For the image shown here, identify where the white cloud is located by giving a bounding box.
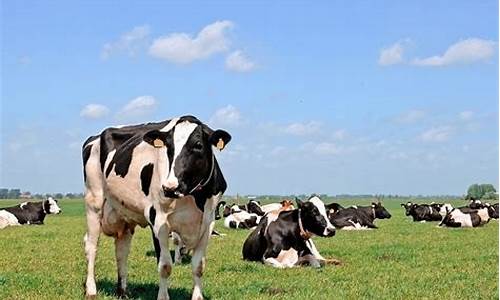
[395,109,426,124]
[332,129,347,140]
[101,25,150,60]
[149,20,233,64]
[209,105,242,127]
[117,96,157,119]
[419,126,453,142]
[225,50,256,72]
[411,38,496,66]
[285,121,322,136]
[314,142,341,155]
[80,104,109,119]
[459,111,474,121]
[378,40,407,66]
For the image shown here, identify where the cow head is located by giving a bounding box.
[469,199,483,209]
[296,196,335,237]
[44,197,62,214]
[400,202,414,216]
[372,202,391,219]
[484,203,499,219]
[144,116,231,198]
[325,202,343,216]
[439,206,455,226]
[280,199,295,210]
[247,200,264,216]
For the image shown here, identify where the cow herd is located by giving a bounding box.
[401,200,499,227]
[0,115,498,300]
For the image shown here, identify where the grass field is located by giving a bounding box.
[0,198,497,300]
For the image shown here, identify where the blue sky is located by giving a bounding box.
[1,1,498,195]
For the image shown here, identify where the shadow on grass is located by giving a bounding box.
[145,250,192,264]
[97,278,209,300]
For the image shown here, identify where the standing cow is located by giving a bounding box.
[82,116,231,300]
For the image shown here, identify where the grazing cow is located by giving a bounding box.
[0,197,62,229]
[242,196,336,268]
[439,207,486,228]
[400,202,442,222]
[330,202,391,230]
[82,115,231,300]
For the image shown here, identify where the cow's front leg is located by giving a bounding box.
[190,220,214,300]
[263,245,284,268]
[115,227,133,298]
[155,223,173,300]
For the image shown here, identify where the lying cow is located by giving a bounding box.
[330,202,391,230]
[439,206,490,228]
[242,196,336,268]
[82,115,231,300]
[0,197,62,229]
[217,202,261,229]
[325,202,344,215]
[400,202,442,222]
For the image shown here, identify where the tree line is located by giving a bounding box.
[0,189,84,199]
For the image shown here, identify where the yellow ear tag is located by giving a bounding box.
[216,138,225,150]
[153,139,164,148]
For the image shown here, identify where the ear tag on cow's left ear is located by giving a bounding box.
[153,139,164,148]
[216,138,225,151]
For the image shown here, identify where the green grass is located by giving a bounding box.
[0,198,497,299]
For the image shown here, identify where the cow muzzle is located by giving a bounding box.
[162,185,184,198]
[323,225,336,237]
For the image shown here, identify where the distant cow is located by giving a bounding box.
[0,197,62,229]
[400,202,442,222]
[242,196,336,268]
[330,202,391,230]
[439,206,489,228]
[325,202,344,215]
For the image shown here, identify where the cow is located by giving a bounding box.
[0,197,61,229]
[439,206,487,228]
[400,202,442,222]
[242,196,336,268]
[468,199,483,209]
[82,115,231,300]
[223,210,261,229]
[330,201,391,230]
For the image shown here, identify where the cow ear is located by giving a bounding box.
[208,129,231,151]
[371,202,376,207]
[295,197,304,208]
[143,130,168,148]
[400,204,405,207]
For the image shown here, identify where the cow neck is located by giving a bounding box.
[297,209,313,240]
[371,207,375,219]
[189,153,215,194]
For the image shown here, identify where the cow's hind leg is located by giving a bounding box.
[84,205,102,299]
[190,222,213,300]
[115,227,134,298]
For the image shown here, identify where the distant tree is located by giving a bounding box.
[54,193,64,199]
[0,188,8,199]
[7,189,21,199]
[466,184,497,200]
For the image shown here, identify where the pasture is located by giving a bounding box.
[0,198,497,300]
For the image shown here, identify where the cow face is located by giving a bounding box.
[469,200,483,209]
[438,203,453,217]
[296,196,335,237]
[372,202,391,219]
[400,202,414,216]
[45,197,62,214]
[144,117,231,198]
[484,203,499,219]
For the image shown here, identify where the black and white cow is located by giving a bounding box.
[82,115,231,300]
[400,202,442,222]
[325,202,344,216]
[242,196,337,268]
[0,197,61,229]
[439,206,488,228]
[217,202,261,229]
[329,202,391,230]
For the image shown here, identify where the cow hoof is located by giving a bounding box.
[85,294,97,300]
[116,287,127,298]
